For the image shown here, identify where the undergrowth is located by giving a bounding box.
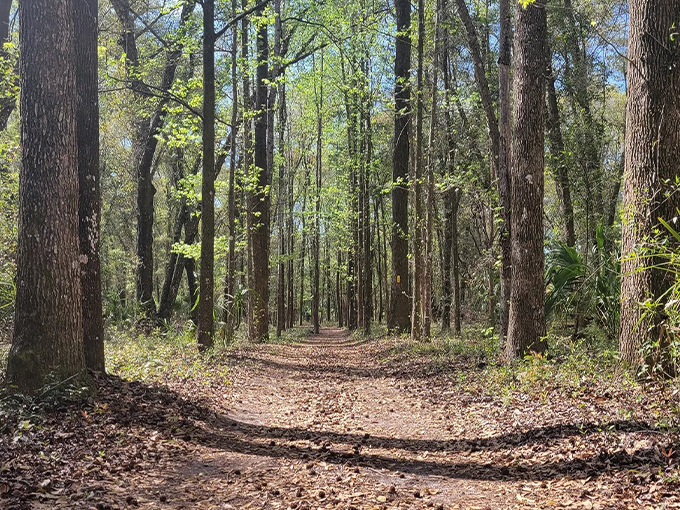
[384,324,643,400]
[106,323,232,386]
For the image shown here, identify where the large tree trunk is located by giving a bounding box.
[389,0,411,333]
[619,0,680,371]
[74,0,105,372]
[248,8,271,341]
[6,0,86,392]
[505,0,547,360]
[197,0,216,350]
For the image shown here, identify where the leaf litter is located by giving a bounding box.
[1,327,679,509]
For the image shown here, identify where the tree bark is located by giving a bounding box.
[248,6,271,341]
[197,0,216,350]
[74,0,105,372]
[6,0,86,392]
[390,0,411,333]
[411,0,425,341]
[619,0,680,370]
[224,0,239,340]
[505,0,548,360]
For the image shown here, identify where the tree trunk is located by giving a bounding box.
[312,53,323,335]
[276,82,287,338]
[224,0,239,340]
[619,0,680,371]
[299,166,309,326]
[411,0,425,341]
[197,0,216,350]
[390,0,411,333]
[545,63,576,247]
[361,61,373,336]
[74,0,104,372]
[452,189,462,335]
[248,7,270,342]
[505,0,547,360]
[6,0,86,392]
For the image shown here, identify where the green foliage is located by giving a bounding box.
[106,326,231,385]
[633,214,680,378]
[545,222,620,339]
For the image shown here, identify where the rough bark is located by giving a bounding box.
[248,7,271,342]
[197,0,216,350]
[276,83,287,337]
[619,0,680,370]
[505,0,548,360]
[390,0,411,333]
[6,0,86,392]
[74,0,105,372]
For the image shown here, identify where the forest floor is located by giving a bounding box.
[1,327,680,509]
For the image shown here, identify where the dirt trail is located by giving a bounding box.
[130,328,515,509]
[11,327,678,510]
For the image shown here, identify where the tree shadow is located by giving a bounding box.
[98,375,674,483]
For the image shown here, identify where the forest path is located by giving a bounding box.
[11,327,676,510]
[132,328,513,509]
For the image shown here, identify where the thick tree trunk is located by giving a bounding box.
[74,0,104,372]
[442,187,454,333]
[286,146,295,329]
[505,0,547,360]
[424,0,441,338]
[197,0,216,350]
[7,0,86,392]
[390,0,411,333]
[248,9,270,341]
[620,0,680,371]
